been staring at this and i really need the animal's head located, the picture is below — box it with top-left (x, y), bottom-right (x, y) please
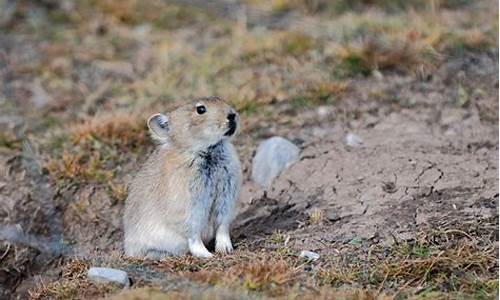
top-left (147, 96), bottom-right (240, 151)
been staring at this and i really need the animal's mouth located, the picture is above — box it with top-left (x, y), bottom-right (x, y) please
top-left (224, 120), bottom-right (237, 136)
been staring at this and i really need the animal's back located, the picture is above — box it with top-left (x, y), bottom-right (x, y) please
top-left (123, 149), bottom-right (192, 257)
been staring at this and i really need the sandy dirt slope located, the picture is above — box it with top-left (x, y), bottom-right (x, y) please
top-left (237, 110), bottom-right (498, 251)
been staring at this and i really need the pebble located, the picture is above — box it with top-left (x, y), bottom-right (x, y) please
top-left (88, 267), bottom-right (130, 287)
top-left (299, 250), bottom-right (320, 261)
top-left (316, 106), bottom-right (331, 118)
top-left (372, 70), bottom-right (384, 81)
top-left (345, 133), bottom-right (363, 147)
top-left (326, 211), bottom-right (341, 222)
top-left (251, 136), bottom-right (300, 189)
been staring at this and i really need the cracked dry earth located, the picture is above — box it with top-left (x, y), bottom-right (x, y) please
top-left (236, 101), bottom-right (498, 256)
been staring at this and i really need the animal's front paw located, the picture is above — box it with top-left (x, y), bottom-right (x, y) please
top-left (215, 234), bottom-right (233, 254)
top-left (189, 239), bottom-right (213, 258)
top-left (192, 249), bottom-right (213, 258)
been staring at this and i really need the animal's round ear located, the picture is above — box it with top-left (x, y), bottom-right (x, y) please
top-left (147, 113), bottom-right (170, 140)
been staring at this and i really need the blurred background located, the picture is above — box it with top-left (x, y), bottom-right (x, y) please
top-left (0, 0), bottom-right (498, 299)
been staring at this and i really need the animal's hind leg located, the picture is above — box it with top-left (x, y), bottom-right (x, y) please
top-left (141, 227), bottom-right (188, 258)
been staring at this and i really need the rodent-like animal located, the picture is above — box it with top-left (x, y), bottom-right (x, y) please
top-left (123, 96), bottom-right (241, 258)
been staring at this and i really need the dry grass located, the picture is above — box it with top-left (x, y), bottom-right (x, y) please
top-left (28, 260), bottom-right (119, 300)
top-left (109, 286), bottom-right (391, 300)
top-left (187, 260), bottom-right (298, 296)
top-left (43, 113), bottom-right (148, 201)
top-left (107, 288), bottom-right (193, 300)
top-left (69, 113), bottom-right (147, 149)
top-left (317, 233), bottom-right (498, 298)
top-left (94, 0), bottom-right (211, 29)
top-left (308, 208), bottom-right (326, 224)
top-left (149, 229), bottom-right (496, 298)
top-left (31, 228), bottom-right (498, 299)
top-left (45, 151), bottom-right (112, 183)
top-left (338, 33), bottom-right (442, 76)
top-left (252, 0), bottom-right (482, 15)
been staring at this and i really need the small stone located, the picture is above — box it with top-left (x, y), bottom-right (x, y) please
top-left (326, 211), bottom-right (340, 222)
top-left (30, 80), bottom-right (53, 109)
top-left (88, 267), bottom-right (130, 287)
top-left (372, 70), bottom-right (384, 81)
top-left (299, 250), bottom-right (320, 261)
top-left (345, 133), bottom-right (363, 147)
top-left (133, 24), bottom-right (152, 38)
top-left (316, 106), bottom-right (330, 118)
top-left (251, 136), bottom-right (300, 189)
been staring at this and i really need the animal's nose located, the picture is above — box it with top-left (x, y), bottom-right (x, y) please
top-left (227, 113), bottom-right (236, 121)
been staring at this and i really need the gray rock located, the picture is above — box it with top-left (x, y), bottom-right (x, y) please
top-left (345, 133), bottom-right (363, 147)
top-left (372, 70), bottom-right (384, 81)
top-left (30, 80), bottom-right (53, 109)
top-left (251, 136), bottom-right (300, 189)
top-left (326, 211), bottom-right (341, 222)
top-left (299, 250), bottom-right (320, 261)
top-left (88, 267), bottom-right (130, 287)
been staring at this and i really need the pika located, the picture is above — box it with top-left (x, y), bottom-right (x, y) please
top-left (123, 96), bottom-right (241, 259)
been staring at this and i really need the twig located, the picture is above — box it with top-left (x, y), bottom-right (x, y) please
top-left (418, 250), bottom-right (444, 286)
top-left (393, 278), bottom-right (418, 298)
top-left (444, 229), bottom-right (474, 241)
top-left (376, 269), bottom-right (389, 296)
top-left (0, 242), bottom-right (11, 262)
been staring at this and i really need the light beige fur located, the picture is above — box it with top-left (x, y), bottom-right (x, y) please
top-left (123, 96), bottom-right (241, 259)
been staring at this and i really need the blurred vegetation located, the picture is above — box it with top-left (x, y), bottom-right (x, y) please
top-left (263, 0), bottom-right (472, 14)
top-left (2, 0), bottom-right (496, 120)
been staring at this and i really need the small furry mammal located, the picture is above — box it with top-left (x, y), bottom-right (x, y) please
top-left (123, 96), bottom-right (241, 259)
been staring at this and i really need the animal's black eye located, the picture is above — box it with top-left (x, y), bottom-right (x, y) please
top-left (196, 105), bottom-right (206, 115)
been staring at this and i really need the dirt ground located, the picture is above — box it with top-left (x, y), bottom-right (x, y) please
top-left (0, 0), bottom-right (498, 299)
